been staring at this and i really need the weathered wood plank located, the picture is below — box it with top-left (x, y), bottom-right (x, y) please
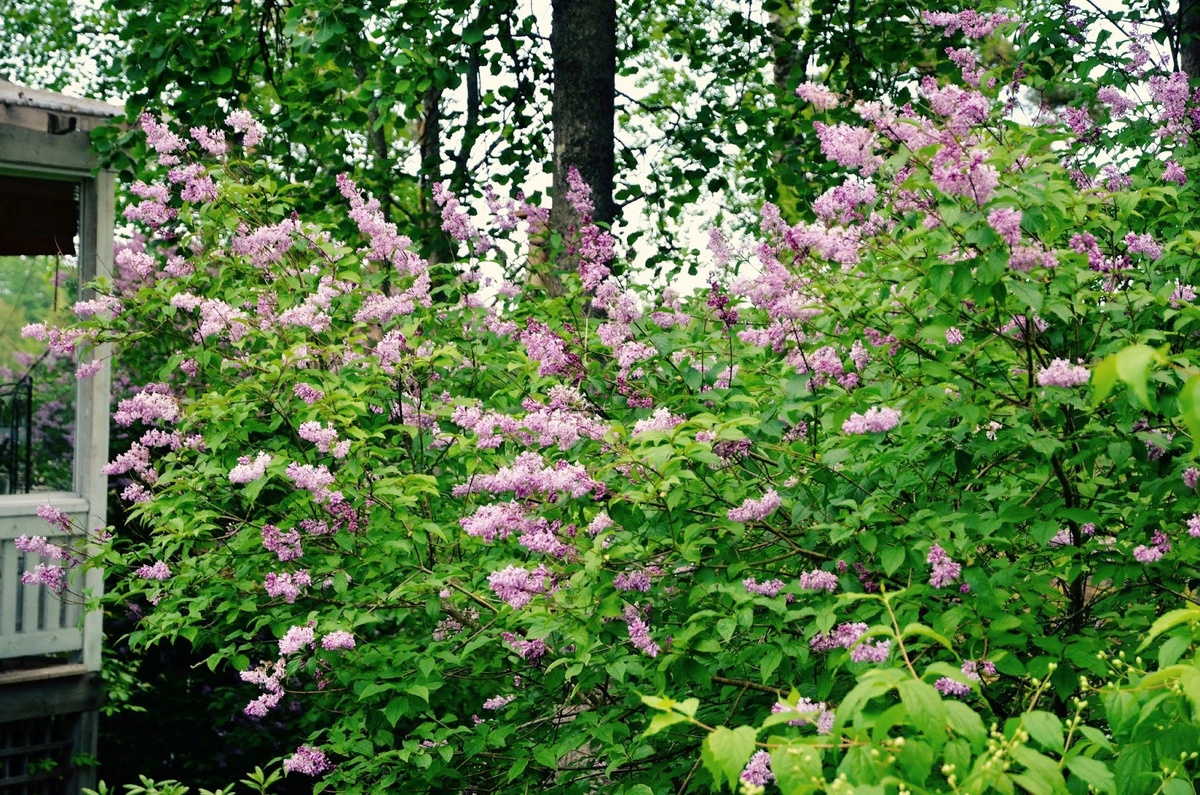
top-left (0, 539), bottom-right (16, 636)
top-left (0, 627), bottom-right (82, 658)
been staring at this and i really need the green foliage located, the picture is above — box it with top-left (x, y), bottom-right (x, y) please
top-left (28, 3), bottom-right (1200, 794)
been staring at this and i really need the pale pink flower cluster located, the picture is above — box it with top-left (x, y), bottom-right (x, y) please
top-left (488, 564), bottom-right (554, 610)
top-left (264, 570), bottom-right (310, 603)
top-left (336, 174), bottom-right (428, 279)
top-left (743, 577), bottom-right (786, 597)
top-left (226, 109), bottom-right (266, 147)
top-left (321, 630), bottom-right (356, 651)
top-left (294, 383), bottom-right (324, 404)
top-left (795, 82), bottom-right (839, 111)
top-left (927, 544), bottom-right (961, 588)
top-left (298, 422), bottom-right (350, 458)
top-left (810, 622), bottom-right (890, 662)
top-left (36, 503), bottom-right (72, 534)
top-left (15, 535), bottom-right (67, 561)
top-left (622, 603), bottom-right (660, 657)
top-left (922, 9), bottom-right (1016, 38)
top-left (229, 452), bottom-right (272, 484)
top-left (740, 751), bottom-right (774, 786)
top-left (73, 296), bottom-right (122, 319)
top-left (279, 625), bottom-right (316, 656)
top-left (452, 452), bottom-right (601, 500)
top-left (136, 561), bottom-right (171, 580)
top-left (632, 407), bottom-right (685, 436)
top-left (286, 462), bottom-right (341, 505)
top-left (987, 207), bottom-right (1023, 247)
top-left (261, 524), bottom-right (303, 561)
top-left (20, 564), bottom-right (66, 594)
top-left (587, 512), bottom-right (614, 535)
top-left (798, 569), bottom-right (839, 593)
top-left (1036, 359), bottom-right (1090, 388)
top-left (614, 570), bottom-right (653, 592)
top-left (283, 746), bottom-right (332, 776)
top-left (113, 387), bottom-right (180, 427)
top-left (842, 406), bottom-right (901, 434)
top-left (501, 632), bottom-right (548, 660)
top-left (483, 694), bottom-right (516, 710)
top-left (727, 489), bottom-right (781, 523)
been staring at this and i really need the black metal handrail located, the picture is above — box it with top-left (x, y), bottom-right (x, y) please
top-left (0, 377), bottom-right (32, 494)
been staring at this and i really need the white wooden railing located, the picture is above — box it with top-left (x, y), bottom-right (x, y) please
top-left (0, 494), bottom-right (91, 662)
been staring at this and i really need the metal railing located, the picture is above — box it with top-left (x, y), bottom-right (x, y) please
top-left (0, 378), bottom-right (32, 496)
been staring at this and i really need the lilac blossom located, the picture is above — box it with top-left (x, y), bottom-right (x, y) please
top-left (842, 406), bottom-right (901, 434)
top-left (321, 631), bottom-right (356, 651)
top-left (264, 570), bottom-right (310, 604)
top-left (740, 751), bottom-right (775, 786)
top-left (796, 82), bottom-right (840, 111)
top-left (614, 570), bottom-right (652, 592)
top-left (1164, 160), bottom-right (1188, 185)
top-left (15, 535), bottom-right (67, 561)
top-left (279, 625), bottom-right (315, 656)
top-left (488, 565), bottom-right (552, 609)
top-left (21, 564), bottom-right (65, 594)
top-left (632, 407), bottom-right (684, 436)
top-left (483, 694), bottom-right (516, 710)
top-left (36, 503), bottom-right (72, 534)
top-left (945, 327), bottom-right (964, 346)
top-left (935, 677), bottom-right (971, 697)
top-left (229, 452), bottom-right (272, 484)
top-left (622, 604), bottom-right (660, 657)
top-left (1036, 359), bottom-right (1090, 388)
top-left (226, 109), bottom-right (266, 147)
top-left (294, 383), bottom-right (324, 404)
top-left (261, 525), bottom-right (304, 562)
top-left (727, 489), bottom-right (782, 523)
top-left (283, 746), bottom-right (332, 776)
top-left (988, 207), bottom-right (1023, 247)
top-left (927, 544), bottom-right (961, 588)
top-left (798, 569), bottom-right (839, 593)
top-left (501, 632), bottom-right (548, 660)
top-left (136, 561), bottom-right (171, 580)
top-left (743, 577), bottom-right (786, 597)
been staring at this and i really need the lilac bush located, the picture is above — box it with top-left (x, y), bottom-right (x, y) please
top-left (37, 6), bottom-right (1200, 793)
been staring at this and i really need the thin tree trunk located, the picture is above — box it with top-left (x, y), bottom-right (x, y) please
top-left (547, 0), bottom-right (617, 296)
top-left (1181, 0), bottom-right (1200, 79)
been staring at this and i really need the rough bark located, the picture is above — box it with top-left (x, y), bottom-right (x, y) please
top-left (547, 0), bottom-right (617, 296)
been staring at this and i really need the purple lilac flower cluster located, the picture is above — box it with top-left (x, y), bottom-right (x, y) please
top-left (727, 489), bottom-right (781, 523)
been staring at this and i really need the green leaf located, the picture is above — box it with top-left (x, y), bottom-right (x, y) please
top-left (881, 546), bottom-right (905, 576)
top-left (944, 700), bottom-right (987, 745)
top-left (1009, 279), bottom-right (1044, 313)
top-left (770, 737), bottom-right (823, 795)
top-left (1177, 374), bottom-right (1200, 456)
top-left (1067, 756), bottom-right (1116, 795)
top-left (1092, 355), bottom-right (1119, 407)
top-left (701, 726), bottom-right (758, 792)
top-left (1113, 742), bottom-right (1152, 795)
top-left (212, 65), bottom-right (233, 85)
top-left (643, 710), bottom-right (687, 737)
top-left (897, 679), bottom-right (947, 748)
top-left (1137, 607), bottom-right (1200, 651)
top-left (1022, 710), bottom-right (1064, 754)
top-left (1115, 344), bottom-right (1156, 409)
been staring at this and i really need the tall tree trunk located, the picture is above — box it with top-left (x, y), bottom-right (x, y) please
top-left (419, 84), bottom-right (453, 268)
top-left (546, 0), bottom-right (617, 296)
top-left (1181, 0), bottom-right (1200, 80)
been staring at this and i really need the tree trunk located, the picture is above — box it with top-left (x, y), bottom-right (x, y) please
top-left (1181, 0), bottom-right (1200, 80)
top-left (547, 0), bottom-right (617, 295)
